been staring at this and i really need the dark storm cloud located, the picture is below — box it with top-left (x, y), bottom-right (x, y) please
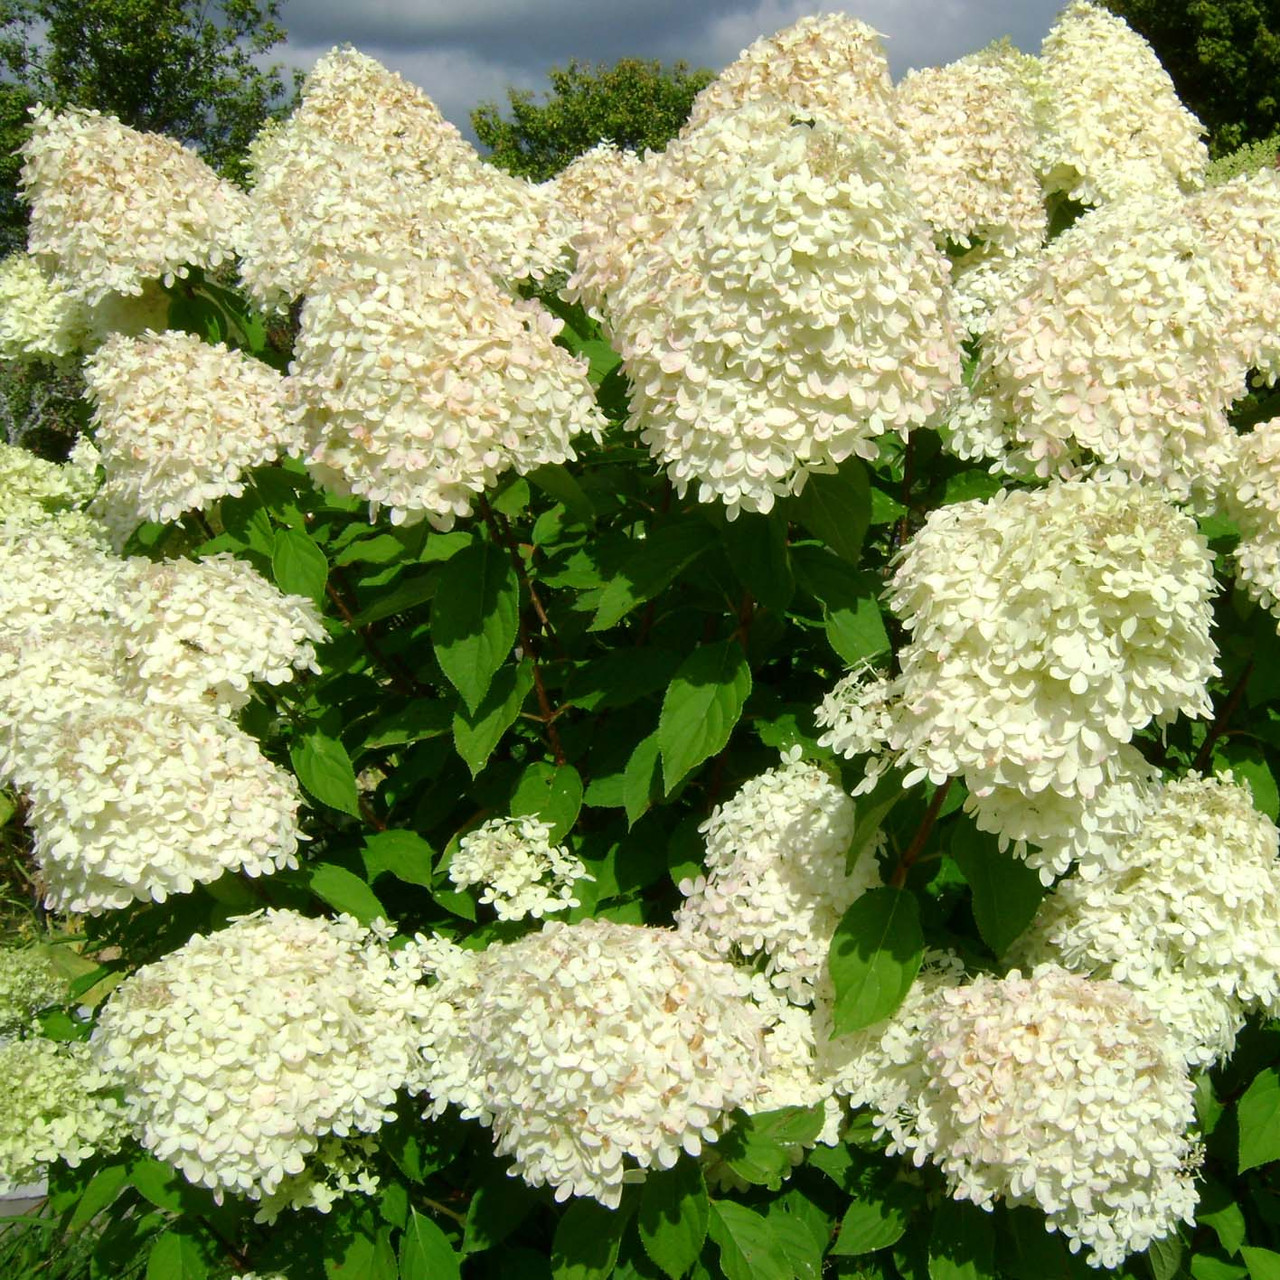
top-left (276, 0), bottom-right (1068, 140)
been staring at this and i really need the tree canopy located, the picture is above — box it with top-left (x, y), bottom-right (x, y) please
top-left (472, 57), bottom-right (714, 182)
top-left (1099, 0), bottom-right (1280, 155)
top-left (0, 0), bottom-right (297, 248)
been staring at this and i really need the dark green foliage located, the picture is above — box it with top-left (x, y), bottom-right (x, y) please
top-left (1099, 0), bottom-right (1280, 156)
top-left (472, 59), bottom-right (714, 181)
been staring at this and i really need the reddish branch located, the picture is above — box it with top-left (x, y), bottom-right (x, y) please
top-left (1192, 660), bottom-right (1254, 772)
top-left (890, 778), bottom-right (952, 888)
top-left (322, 578), bottom-right (425, 699)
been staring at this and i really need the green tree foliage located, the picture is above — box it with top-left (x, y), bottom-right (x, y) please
top-left (472, 58), bottom-right (714, 181)
top-left (0, 0), bottom-right (297, 248)
top-left (1099, 0), bottom-right (1280, 155)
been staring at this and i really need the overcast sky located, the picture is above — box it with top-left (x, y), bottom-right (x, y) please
top-left (274, 0), bottom-right (1068, 145)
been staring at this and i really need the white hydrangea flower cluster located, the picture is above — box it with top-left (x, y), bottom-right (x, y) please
top-left (255, 1136), bottom-right (381, 1222)
top-left (416, 919), bottom-right (767, 1207)
top-left (1033, 1), bottom-right (1208, 206)
top-left (0, 252), bottom-right (86, 360)
top-left (1187, 169), bottom-right (1280, 386)
top-left (819, 478), bottom-right (1215, 878)
top-left (884, 476), bottom-right (1217, 802)
top-left (93, 911), bottom-right (431, 1213)
top-left (240, 48), bottom-right (559, 302)
top-left (676, 748), bottom-right (877, 1002)
top-left (566, 107), bottom-right (758, 328)
top-left (963, 745), bottom-right (1159, 882)
top-left (546, 142), bottom-right (643, 226)
top-left (960, 195), bottom-right (1244, 502)
top-left (1013, 773), bottom-right (1280, 1065)
top-left (289, 254), bottom-right (604, 528)
top-left (448, 815), bottom-right (591, 920)
top-left (114, 553), bottom-right (326, 714)
top-left (84, 330), bottom-right (301, 532)
top-left (813, 951), bottom-right (966, 1116)
top-left (1226, 416), bottom-right (1280, 616)
top-left (20, 105), bottom-right (248, 305)
top-left (0, 516), bottom-right (124, 635)
top-left (814, 664), bottom-right (898, 789)
top-left (948, 246), bottom-right (1042, 340)
top-left (682, 15), bottom-right (901, 158)
top-left (895, 47), bottom-right (1045, 255)
top-left (0, 946), bottom-right (63, 1033)
top-left (749, 982), bottom-right (842, 1145)
top-left (891, 968), bottom-right (1199, 1268)
top-left (610, 103), bottom-right (959, 517)
top-left (15, 700), bottom-right (304, 913)
top-left (0, 489), bottom-right (319, 912)
top-left (0, 438), bottom-right (98, 525)
top-left (0, 255), bottom-right (169, 361)
top-left (238, 124), bottom-right (439, 312)
top-left (0, 1038), bottom-right (127, 1195)
top-left (568, 15), bottom-right (901, 331)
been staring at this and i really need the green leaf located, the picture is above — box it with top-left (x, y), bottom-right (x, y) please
top-left (707, 1201), bottom-right (793, 1280)
top-left (1199, 1182), bottom-right (1246, 1257)
top-left (767, 1217), bottom-right (823, 1280)
top-left (940, 470), bottom-right (1002, 505)
top-left (528, 463), bottom-right (595, 521)
top-left (131, 1157), bottom-right (197, 1213)
top-left (1242, 1249), bottom-right (1280, 1280)
top-left (714, 1107), bottom-right (825, 1189)
top-left (788, 458), bottom-right (871, 565)
top-left (362, 830), bottom-right (436, 889)
top-left (638, 1160), bottom-right (709, 1280)
top-left (623, 732), bottom-right (664, 828)
top-left (719, 513), bottom-right (794, 612)
top-left (324, 1224), bottom-right (398, 1280)
top-left (350, 570), bottom-right (439, 626)
top-left (432, 540), bottom-right (520, 713)
top-left (928, 1198), bottom-right (995, 1280)
top-left (335, 533), bottom-right (413, 566)
top-left (291, 730), bottom-right (361, 816)
top-left (567, 649), bottom-right (682, 712)
top-left (1195, 1075), bottom-right (1225, 1136)
top-left (360, 699), bottom-right (453, 749)
top-left (996, 1205), bottom-right (1073, 1280)
top-left (552, 1196), bottom-right (630, 1280)
top-left (848, 768), bottom-right (904, 866)
top-left (300, 863), bottom-right (387, 925)
top-left (510, 763), bottom-right (584, 842)
top-left (1239, 1068), bottom-right (1280, 1173)
top-left (658, 641), bottom-right (752, 793)
top-left (828, 887), bottom-right (924, 1035)
top-left (272, 527), bottom-right (329, 601)
top-left (1212, 742), bottom-right (1279, 820)
top-left (831, 1184), bottom-right (915, 1255)
top-left (1191, 1254), bottom-right (1248, 1280)
top-left (1152, 1228), bottom-right (1187, 1280)
top-left (590, 520), bottom-right (717, 632)
top-left (452, 661), bottom-right (535, 777)
top-left (463, 1172), bottom-right (536, 1254)
top-left (146, 1230), bottom-right (210, 1280)
top-left (792, 547), bottom-right (889, 665)
top-left (68, 1163), bottom-right (129, 1231)
top-left (950, 819), bottom-right (1044, 957)
top-left (400, 1208), bottom-right (461, 1280)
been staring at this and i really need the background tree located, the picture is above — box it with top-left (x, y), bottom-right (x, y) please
top-left (0, 0), bottom-right (298, 249)
top-left (1099, 0), bottom-right (1280, 155)
top-left (472, 57), bottom-right (714, 181)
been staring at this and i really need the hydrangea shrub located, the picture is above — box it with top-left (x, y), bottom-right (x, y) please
top-left (2, 5), bottom-right (1280, 1280)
